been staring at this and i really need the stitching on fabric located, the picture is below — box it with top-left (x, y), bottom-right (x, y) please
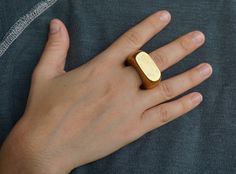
top-left (0, 0), bottom-right (58, 57)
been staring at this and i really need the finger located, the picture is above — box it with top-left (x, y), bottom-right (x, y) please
top-left (34, 19), bottom-right (70, 79)
top-left (140, 92), bottom-right (203, 134)
top-left (149, 31), bottom-right (205, 72)
top-left (141, 63), bottom-right (212, 108)
top-left (106, 10), bottom-right (171, 62)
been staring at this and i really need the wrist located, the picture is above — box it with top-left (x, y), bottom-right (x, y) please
top-left (0, 117), bottom-right (68, 174)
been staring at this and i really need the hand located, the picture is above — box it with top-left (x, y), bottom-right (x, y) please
top-left (0, 10), bottom-right (212, 174)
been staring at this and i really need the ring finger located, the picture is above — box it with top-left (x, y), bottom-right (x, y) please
top-left (124, 30), bottom-right (205, 88)
top-left (141, 62), bottom-right (213, 108)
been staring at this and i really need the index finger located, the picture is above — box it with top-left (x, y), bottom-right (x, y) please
top-left (106, 10), bottom-right (171, 63)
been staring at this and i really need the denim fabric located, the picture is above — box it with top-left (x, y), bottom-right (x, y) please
top-left (0, 0), bottom-right (235, 173)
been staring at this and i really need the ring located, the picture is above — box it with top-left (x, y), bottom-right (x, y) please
top-left (126, 50), bottom-right (162, 89)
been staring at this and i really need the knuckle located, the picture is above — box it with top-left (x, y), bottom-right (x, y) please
top-left (147, 17), bottom-right (161, 30)
top-left (179, 100), bottom-right (189, 112)
top-left (47, 38), bottom-right (67, 51)
top-left (123, 30), bottom-right (142, 49)
top-left (178, 38), bottom-right (190, 52)
top-left (158, 106), bottom-right (169, 124)
top-left (48, 40), bottom-right (62, 49)
top-left (187, 71), bottom-right (197, 85)
top-left (160, 82), bottom-right (173, 100)
top-left (153, 52), bottom-right (168, 67)
top-left (189, 75), bottom-right (196, 85)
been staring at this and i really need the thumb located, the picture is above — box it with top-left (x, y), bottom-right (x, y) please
top-left (34, 19), bottom-right (70, 79)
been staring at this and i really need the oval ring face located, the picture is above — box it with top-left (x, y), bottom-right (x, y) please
top-left (135, 51), bottom-right (161, 82)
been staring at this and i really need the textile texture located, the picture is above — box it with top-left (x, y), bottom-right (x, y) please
top-left (0, 0), bottom-right (235, 173)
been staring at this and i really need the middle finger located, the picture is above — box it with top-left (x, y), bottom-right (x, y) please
top-left (123, 31), bottom-right (205, 89)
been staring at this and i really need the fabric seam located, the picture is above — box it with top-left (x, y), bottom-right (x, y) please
top-left (0, 0), bottom-right (58, 57)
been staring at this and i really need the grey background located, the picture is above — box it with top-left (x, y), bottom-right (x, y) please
top-left (0, 0), bottom-right (235, 173)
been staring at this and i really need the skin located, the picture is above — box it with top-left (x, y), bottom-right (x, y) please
top-left (0, 10), bottom-right (212, 174)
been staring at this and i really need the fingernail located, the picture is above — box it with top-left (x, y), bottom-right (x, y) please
top-left (191, 93), bottom-right (203, 105)
top-left (191, 31), bottom-right (204, 45)
top-left (191, 94), bottom-right (203, 106)
top-left (50, 20), bottom-right (60, 34)
top-left (197, 64), bottom-right (212, 77)
top-left (159, 11), bottom-right (171, 21)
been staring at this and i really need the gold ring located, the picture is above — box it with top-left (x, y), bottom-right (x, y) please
top-left (126, 50), bottom-right (161, 89)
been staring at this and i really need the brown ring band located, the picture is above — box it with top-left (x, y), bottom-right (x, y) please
top-left (126, 50), bottom-right (162, 89)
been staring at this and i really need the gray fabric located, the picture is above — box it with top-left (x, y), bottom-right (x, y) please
top-left (0, 0), bottom-right (236, 173)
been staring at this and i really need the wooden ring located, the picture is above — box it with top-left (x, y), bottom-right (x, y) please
top-left (126, 50), bottom-right (162, 89)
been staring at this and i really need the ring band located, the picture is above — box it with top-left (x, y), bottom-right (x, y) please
top-left (126, 50), bottom-right (162, 89)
